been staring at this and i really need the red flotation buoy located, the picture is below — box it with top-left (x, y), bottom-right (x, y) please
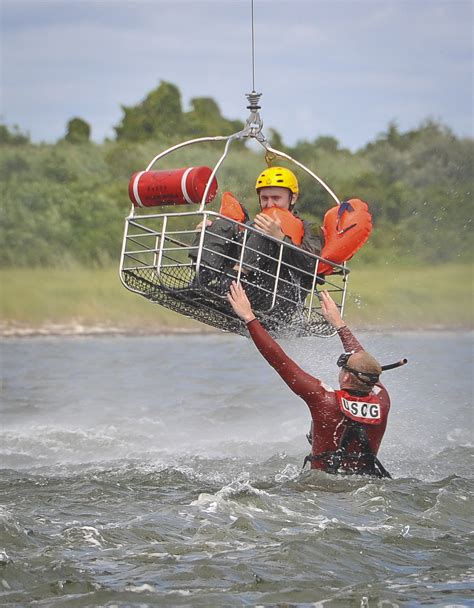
top-left (129, 166), bottom-right (218, 208)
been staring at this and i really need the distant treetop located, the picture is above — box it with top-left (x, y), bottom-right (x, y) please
top-left (114, 80), bottom-right (244, 142)
top-left (0, 123), bottom-right (30, 145)
top-left (64, 117), bottom-right (91, 144)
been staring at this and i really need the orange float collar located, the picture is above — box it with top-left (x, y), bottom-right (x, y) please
top-left (261, 208), bottom-right (304, 245)
top-left (219, 192), bottom-right (304, 245)
top-left (319, 198), bottom-right (373, 275)
top-left (219, 194), bottom-right (373, 273)
top-left (219, 191), bottom-right (249, 224)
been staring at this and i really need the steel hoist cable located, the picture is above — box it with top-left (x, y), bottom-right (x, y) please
top-left (251, 0), bottom-right (256, 93)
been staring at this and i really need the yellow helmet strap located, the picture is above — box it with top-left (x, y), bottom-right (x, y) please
top-left (289, 192), bottom-right (298, 210)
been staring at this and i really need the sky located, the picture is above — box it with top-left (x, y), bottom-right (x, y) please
top-left (1, 0), bottom-right (473, 150)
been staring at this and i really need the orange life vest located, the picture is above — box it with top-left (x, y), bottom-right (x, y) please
top-left (319, 198), bottom-right (372, 275)
top-left (219, 191), bottom-right (248, 224)
top-left (219, 193), bottom-right (372, 273)
top-left (219, 192), bottom-right (304, 245)
top-left (261, 207), bottom-right (304, 246)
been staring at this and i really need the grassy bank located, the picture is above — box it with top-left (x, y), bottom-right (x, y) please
top-left (0, 267), bottom-right (201, 333)
top-left (345, 263), bottom-right (472, 329)
top-left (0, 264), bottom-right (472, 333)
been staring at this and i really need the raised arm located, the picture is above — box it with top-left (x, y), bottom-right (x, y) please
top-left (227, 282), bottom-right (326, 400)
top-left (319, 290), bottom-right (364, 353)
top-left (321, 291), bottom-right (389, 395)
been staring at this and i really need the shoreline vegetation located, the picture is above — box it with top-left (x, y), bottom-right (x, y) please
top-left (1, 90), bottom-right (472, 339)
top-left (1, 264), bottom-right (472, 337)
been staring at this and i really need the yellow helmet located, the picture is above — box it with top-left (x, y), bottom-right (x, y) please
top-left (255, 166), bottom-right (299, 195)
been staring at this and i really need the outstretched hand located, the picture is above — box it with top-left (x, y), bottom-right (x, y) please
top-left (319, 291), bottom-right (345, 329)
top-left (227, 281), bottom-right (256, 324)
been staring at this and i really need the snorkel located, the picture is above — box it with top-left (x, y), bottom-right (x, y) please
top-left (337, 352), bottom-right (408, 386)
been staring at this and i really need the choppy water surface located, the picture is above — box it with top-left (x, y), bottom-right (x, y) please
top-left (0, 331), bottom-right (472, 607)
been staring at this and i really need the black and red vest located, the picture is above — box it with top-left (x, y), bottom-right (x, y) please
top-left (304, 390), bottom-right (391, 478)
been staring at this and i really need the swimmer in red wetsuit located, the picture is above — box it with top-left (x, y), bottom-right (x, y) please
top-left (227, 281), bottom-right (395, 478)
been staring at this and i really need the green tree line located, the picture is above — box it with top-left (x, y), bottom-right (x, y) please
top-left (1, 80), bottom-right (472, 267)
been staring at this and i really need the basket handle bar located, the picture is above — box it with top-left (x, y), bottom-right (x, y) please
top-left (139, 128), bottom-right (340, 215)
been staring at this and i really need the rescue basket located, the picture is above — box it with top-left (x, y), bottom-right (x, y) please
top-left (119, 93), bottom-right (360, 338)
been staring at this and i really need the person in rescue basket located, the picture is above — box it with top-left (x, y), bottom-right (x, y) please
top-left (191, 167), bottom-right (323, 320)
top-left (227, 282), bottom-right (407, 478)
